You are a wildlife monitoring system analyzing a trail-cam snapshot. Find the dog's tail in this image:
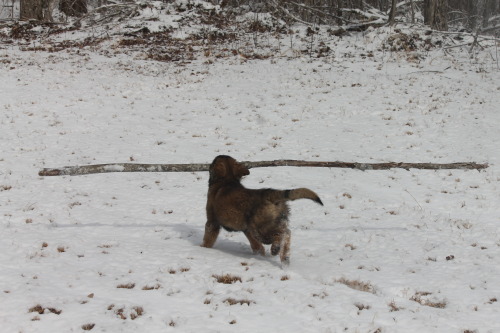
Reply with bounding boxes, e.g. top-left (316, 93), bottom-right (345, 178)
top-left (266, 188), bottom-right (323, 206)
